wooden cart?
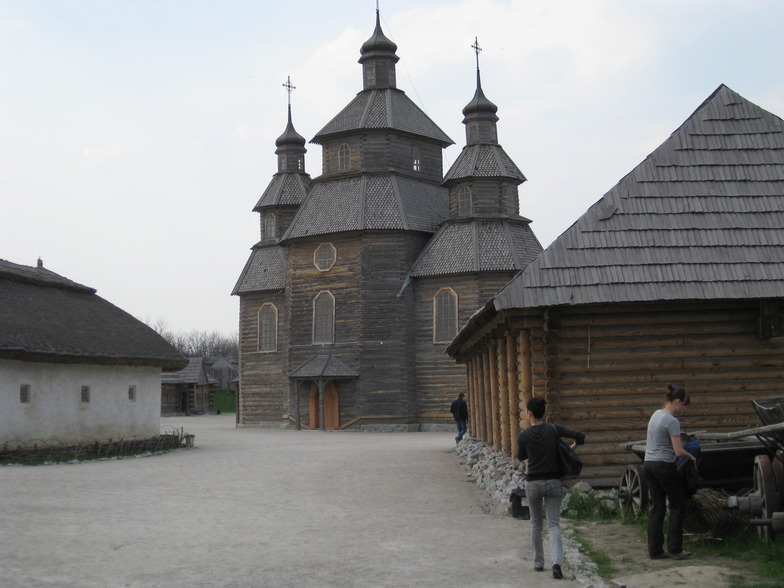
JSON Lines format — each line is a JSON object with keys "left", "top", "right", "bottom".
{"left": 617, "top": 396, "right": 784, "bottom": 540}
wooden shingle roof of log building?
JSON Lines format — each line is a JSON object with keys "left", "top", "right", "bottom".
{"left": 161, "top": 356, "right": 216, "bottom": 386}
{"left": 232, "top": 245, "right": 287, "bottom": 294}
{"left": 411, "top": 219, "right": 542, "bottom": 276}
{"left": 283, "top": 175, "right": 449, "bottom": 239}
{"left": 490, "top": 84, "right": 784, "bottom": 312}
{"left": 0, "top": 259, "right": 186, "bottom": 369}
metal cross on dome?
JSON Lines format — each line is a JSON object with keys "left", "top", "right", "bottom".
{"left": 282, "top": 76, "right": 296, "bottom": 106}
{"left": 472, "top": 37, "right": 482, "bottom": 70}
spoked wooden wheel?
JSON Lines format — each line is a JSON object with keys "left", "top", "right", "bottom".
{"left": 753, "top": 454, "right": 780, "bottom": 541}
{"left": 619, "top": 464, "right": 648, "bottom": 514}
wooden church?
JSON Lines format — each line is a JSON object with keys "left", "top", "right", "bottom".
{"left": 232, "top": 12, "right": 542, "bottom": 430}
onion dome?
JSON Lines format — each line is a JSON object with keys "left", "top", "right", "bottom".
{"left": 275, "top": 105, "right": 306, "bottom": 154}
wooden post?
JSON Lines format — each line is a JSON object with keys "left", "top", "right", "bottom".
{"left": 318, "top": 380, "right": 326, "bottom": 430}
{"left": 488, "top": 344, "right": 501, "bottom": 451}
{"left": 497, "top": 337, "right": 510, "bottom": 457}
{"left": 473, "top": 355, "right": 485, "bottom": 441}
{"left": 467, "top": 359, "right": 477, "bottom": 438}
{"left": 482, "top": 350, "right": 493, "bottom": 445}
{"left": 506, "top": 332, "right": 520, "bottom": 456}
{"left": 518, "top": 329, "right": 532, "bottom": 429}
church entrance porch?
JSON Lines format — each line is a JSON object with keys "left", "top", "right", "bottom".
{"left": 309, "top": 380, "right": 339, "bottom": 430}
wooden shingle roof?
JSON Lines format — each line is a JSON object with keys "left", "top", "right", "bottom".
{"left": 0, "top": 259, "right": 187, "bottom": 369}
{"left": 231, "top": 245, "right": 287, "bottom": 294}
{"left": 493, "top": 85, "right": 784, "bottom": 311}
{"left": 289, "top": 354, "right": 359, "bottom": 379}
{"left": 161, "top": 356, "right": 216, "bottom": 386}
{"left": 411, "top": 218, "right": 542, "bottom": 277}
{"left": 443, "top": 144, "right": 526, "bottom": 184}
{"left": 312, "top": 89, "right": 453, "bottom": 146}
{"left": 282, "top": 174, "right": 448, "bottom": 240}
{"left": 254, "top": 172, "right": 311, "bottom": 210}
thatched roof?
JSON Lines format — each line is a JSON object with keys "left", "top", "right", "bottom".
{"left": 0, "top": 259, "right": 187, "bottom": 370}
{"left": 494, "top": 84, "right": 784, "bottom": 310}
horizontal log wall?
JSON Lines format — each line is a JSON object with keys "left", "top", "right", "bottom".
{"left": 237, "top": 291, "right": 289, "bottom": 426}
{"left": 545, "top": 301, "right": 784, "bottom": 487}
{"left": 414, "top": 273, "right": 516, "bottom": 423}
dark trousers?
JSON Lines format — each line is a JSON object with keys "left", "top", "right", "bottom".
{"left": 455, "top": 419, "right": 467, "bottom": 441}
{"left": 644, "top": 461, "right": 686, "bottom": 556}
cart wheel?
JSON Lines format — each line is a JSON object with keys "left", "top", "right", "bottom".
{"left": 771, "top": 456, "right": 784, "bottom": 501}
{"left": 753, "top": 455, "right": 780, "bottom": 541}
{"left": 619, "top": 464, "right": 648, "bottom": 514}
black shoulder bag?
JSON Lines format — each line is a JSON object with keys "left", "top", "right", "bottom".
{"left": 551, "top": 423, "right": 583, "bottom": 477}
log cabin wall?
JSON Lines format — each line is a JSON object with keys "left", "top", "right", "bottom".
{"left": 481, "top": 300, "right": 784, "bottom": 487}
{"left": 237, "top": 290, "right": 289, "bottom": 426}
{"left": 286, "top": 231, "right": 430, "bottom": 428}
{"left": 356, "top": 231, "right": 427, "bottom": 423}
{"left": 547, "top": 300, "right": 784, "bottom": 487}
{"left": 413, "top": 273, "right": 517, "bottom": 426}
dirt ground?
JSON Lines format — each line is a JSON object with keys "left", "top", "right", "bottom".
{"left": 0, "top": 415, "right": 758, "bottom": 588}
{"left": 571, "top": 519, "right": 746, "bottom": 588}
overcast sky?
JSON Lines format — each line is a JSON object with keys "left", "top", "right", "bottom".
{"left": 2, "top": 0, "right": 784, "bottom": 335}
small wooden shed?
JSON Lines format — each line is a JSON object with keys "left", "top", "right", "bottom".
{"left": 161, "top": 357, "right": 217, "bottom": 415}
{"left": 447, "top": 85, "right": 784, "bottom": 487}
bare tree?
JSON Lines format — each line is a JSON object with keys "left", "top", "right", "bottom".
{"left": 146, "top": 319, "right": 238, "bottom": 358}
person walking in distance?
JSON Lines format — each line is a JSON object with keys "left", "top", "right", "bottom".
{"left": 644, "top": 385, "right": 697, "bottom": 560}
{"left": 517, "top": 397, "right": 585, "bottom": 580}
{"left": 450, "top": 392, "right": 468, "bottom": 444}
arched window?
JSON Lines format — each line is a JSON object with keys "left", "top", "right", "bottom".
{"left": 258, "top": 304, "right": 278, "bottom": 352}
{"left": 457, "top": 186, "right": 472, "bottom": 216}
{"left": 433, "top": 288, "right": 458, "bottom": 343}
{"left": 313, "top": 291, "right": 335, "bottom": 344}
{"left": 264, "top": 213, "right": 276, "bottom": 240}
{"left": 412, "top": 146, "right": 421, "bottom": 172}
{"left": 338, "top": 143, "right": 350, "bottom": 171}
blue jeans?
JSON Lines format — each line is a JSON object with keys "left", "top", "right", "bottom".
{"left": 526, "top": 479, "right": 565, "bottom": 568}
{"left": 644, "top": 461, "right": 686, "bottom": 556}
{"left": 455, "top": 419, "right": 467, "bottom": 441}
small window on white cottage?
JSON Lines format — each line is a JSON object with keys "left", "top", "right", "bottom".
{"left": 433, "top": 288, "right": 458, "bottom": 343}
{"left": 20, "top": 384, "right": 31, "bottom": 404}
{"left": 313, "top": 291, "right": 335, "bottom": 344}
{"left": 258, "top": 303, "right": 278, "bottom": 352}
{"left": 81, "top": 385, "right": 91, "bottom": 404}
{"left": 457, "top": 186, "right": 472, "bottom": 216}
{"left": 128, "top": 385, "right": 137, "bottom": 402}
{"left": 338, "top": 143, "right": 350, "bottom": 171}
{"left": 412, "top": 146, "right": 421, "bottom": 172}
{"left": 314, "top": 243, "right": 337, "bottom": 271}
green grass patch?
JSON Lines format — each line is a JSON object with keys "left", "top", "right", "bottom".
{"left": 561, "top": 490, "right": 784, "bottom": 587}
{"left": 570, "top": 526, "right": 618, "bottom": 579}
{"left": 693, "top": 530, "right": 784, "bottom": 588}
{"left": 212, "top": 390, "right": 236, "bottom": 413}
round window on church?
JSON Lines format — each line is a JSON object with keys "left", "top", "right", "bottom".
{"left": 314, "top": 243, "right": 337, "bottom": 271}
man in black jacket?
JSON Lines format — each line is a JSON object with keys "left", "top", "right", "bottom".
{"left": 450, "top": 393, "right": 469, "bottom": 444}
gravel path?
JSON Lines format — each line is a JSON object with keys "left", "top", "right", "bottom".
{"left": 0, "top": 415, "right": 579, "bottom": 587}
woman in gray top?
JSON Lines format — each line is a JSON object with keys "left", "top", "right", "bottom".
{"left": 644, "top": 385, "right": 697, "bottom": 560}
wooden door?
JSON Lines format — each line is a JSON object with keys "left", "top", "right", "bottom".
{"left": 324, "top": 381, "right": 339, "bottom": 430}
{"left": 309, "top": 383, "right": 320, "bottom": 430}
{"left": 308, "top": 381, "right": 340, "bottom": 430}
